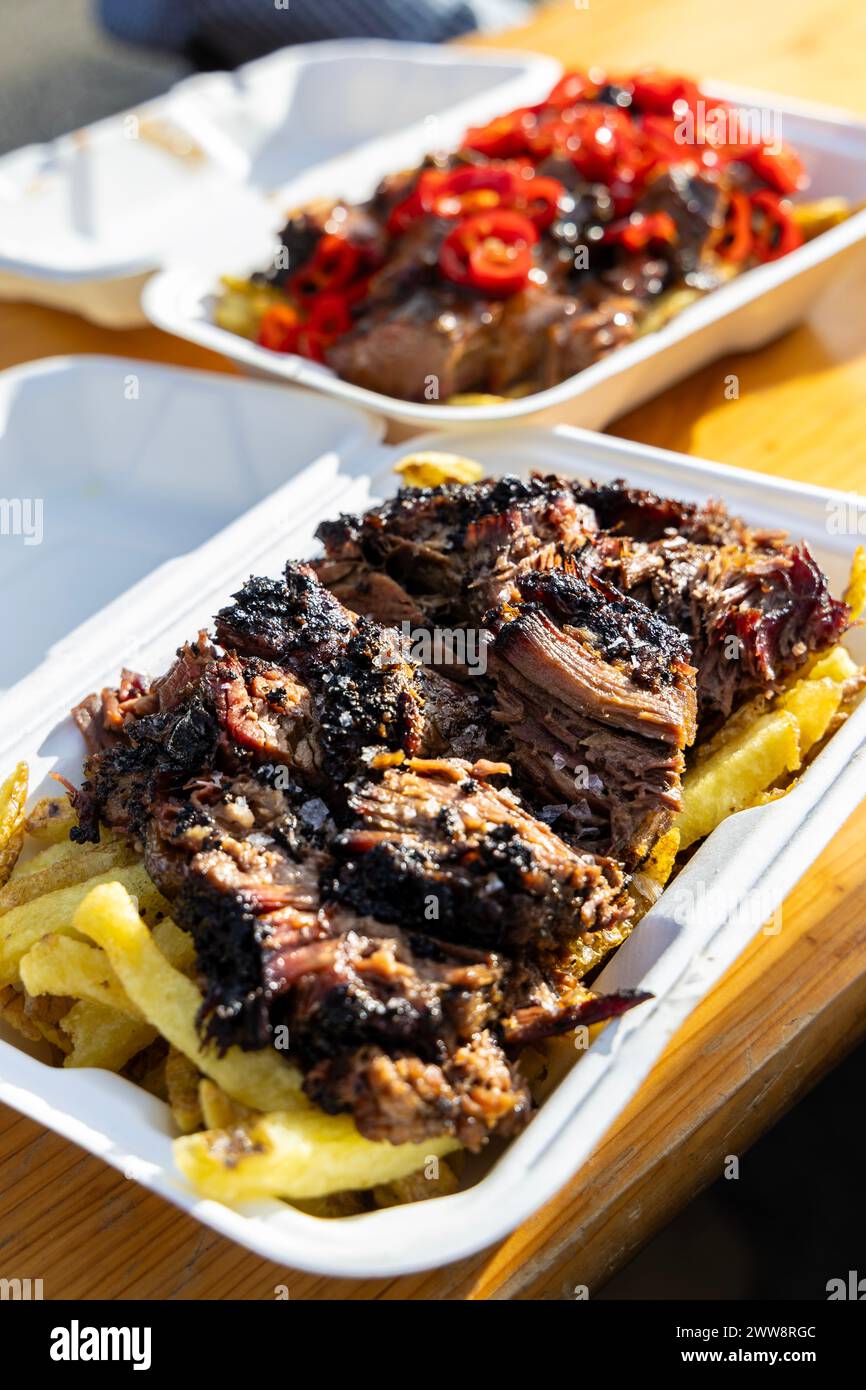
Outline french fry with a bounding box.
[676,710,801,849]
[0,862,169,989]
[0,762,28,888]
[0,838,137,914]
[10,839,78,881]
[750,786,791,808]
[61,1000,156,1071]
[73,883,304,1111]
[23,795,77,844]
[792,196,852,240]
[393,451,484,488]
[19,934,136,1016]
[692,695,769,767]
[165,1048,204,1134]
[642,827,680,887]
[803,644,858,683]
[198,1078,251,1131]
[637,286,703,336]
[175,1109,460,1203]
[778,677,843,755]
[844,545,866,620]
[215,277,284,340]
[153,917,197,975]
[443,393,507,407]
[63,921,208,1070]
[0,984,71,1051]
[36,919,195,1071]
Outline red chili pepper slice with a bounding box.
[717,189,753,262]
[439,210,538,295]
[742,144,808,196]
[515,174,566,229]
[430,165,521,218]
[463,108,535,159]
[306,293,352,338]
[628,71,700,116]
[749,190,803,262]
[554,105,635,183]
[638,114,688,166]
[386,169,447,234]
[257,304,301,353]
[546,71,599,109]
[603,210,678,253]
[290,233,361,297]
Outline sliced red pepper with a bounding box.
[430,165,521,218]
[638,113,688,166]
[439,209,538,296]
[290,233,361,297]
[306,292,353,338]
[742,143,808,196]
[257,303,301,353]
[546,71,599,109]
[386,169,447,235]
[514,174,566,229]
[717,189,753,262]
[628,71,700,116]
[556,105,635,183]
[603,210,678,253]
[749,189,803,262]
[462,107,536,159]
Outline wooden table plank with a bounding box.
[2,0,866,1299]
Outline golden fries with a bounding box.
[393,451,484,488]
[792,196,852,240]
[0,762,28,888]
[198,1078,251,1132]
[214,277,284,340]
[19,934,136,1016]
[677,710,801,849]
[446,392,508,406]
[61,1000,156,1071]
[166,1048,204,1134]
[642,827,681,887]
[778,676,843,755]
[23,795,77,844]
[0,862,169,989]
[844,544,866,620]
[0,837,136,914]
[73,883,304,1111]
[0,984,71,1051]
[174,1108,459,1203]
[807,644,859,683]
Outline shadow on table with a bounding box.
[599,1036,866,1300]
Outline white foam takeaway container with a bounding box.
[0,40,559,326]
[145,79,866,432]
[1,357,864,1276]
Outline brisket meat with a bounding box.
[485,564,697,863]
[315,473,596,626]
[69,564,644,1151]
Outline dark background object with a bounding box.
[600,1038,866,1299]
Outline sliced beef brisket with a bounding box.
[69,567,644,1151]
[314,473,596,626]
[485,565,697,864]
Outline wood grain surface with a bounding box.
[2,0,866,1301]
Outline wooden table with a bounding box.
[2,0,866,1300]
